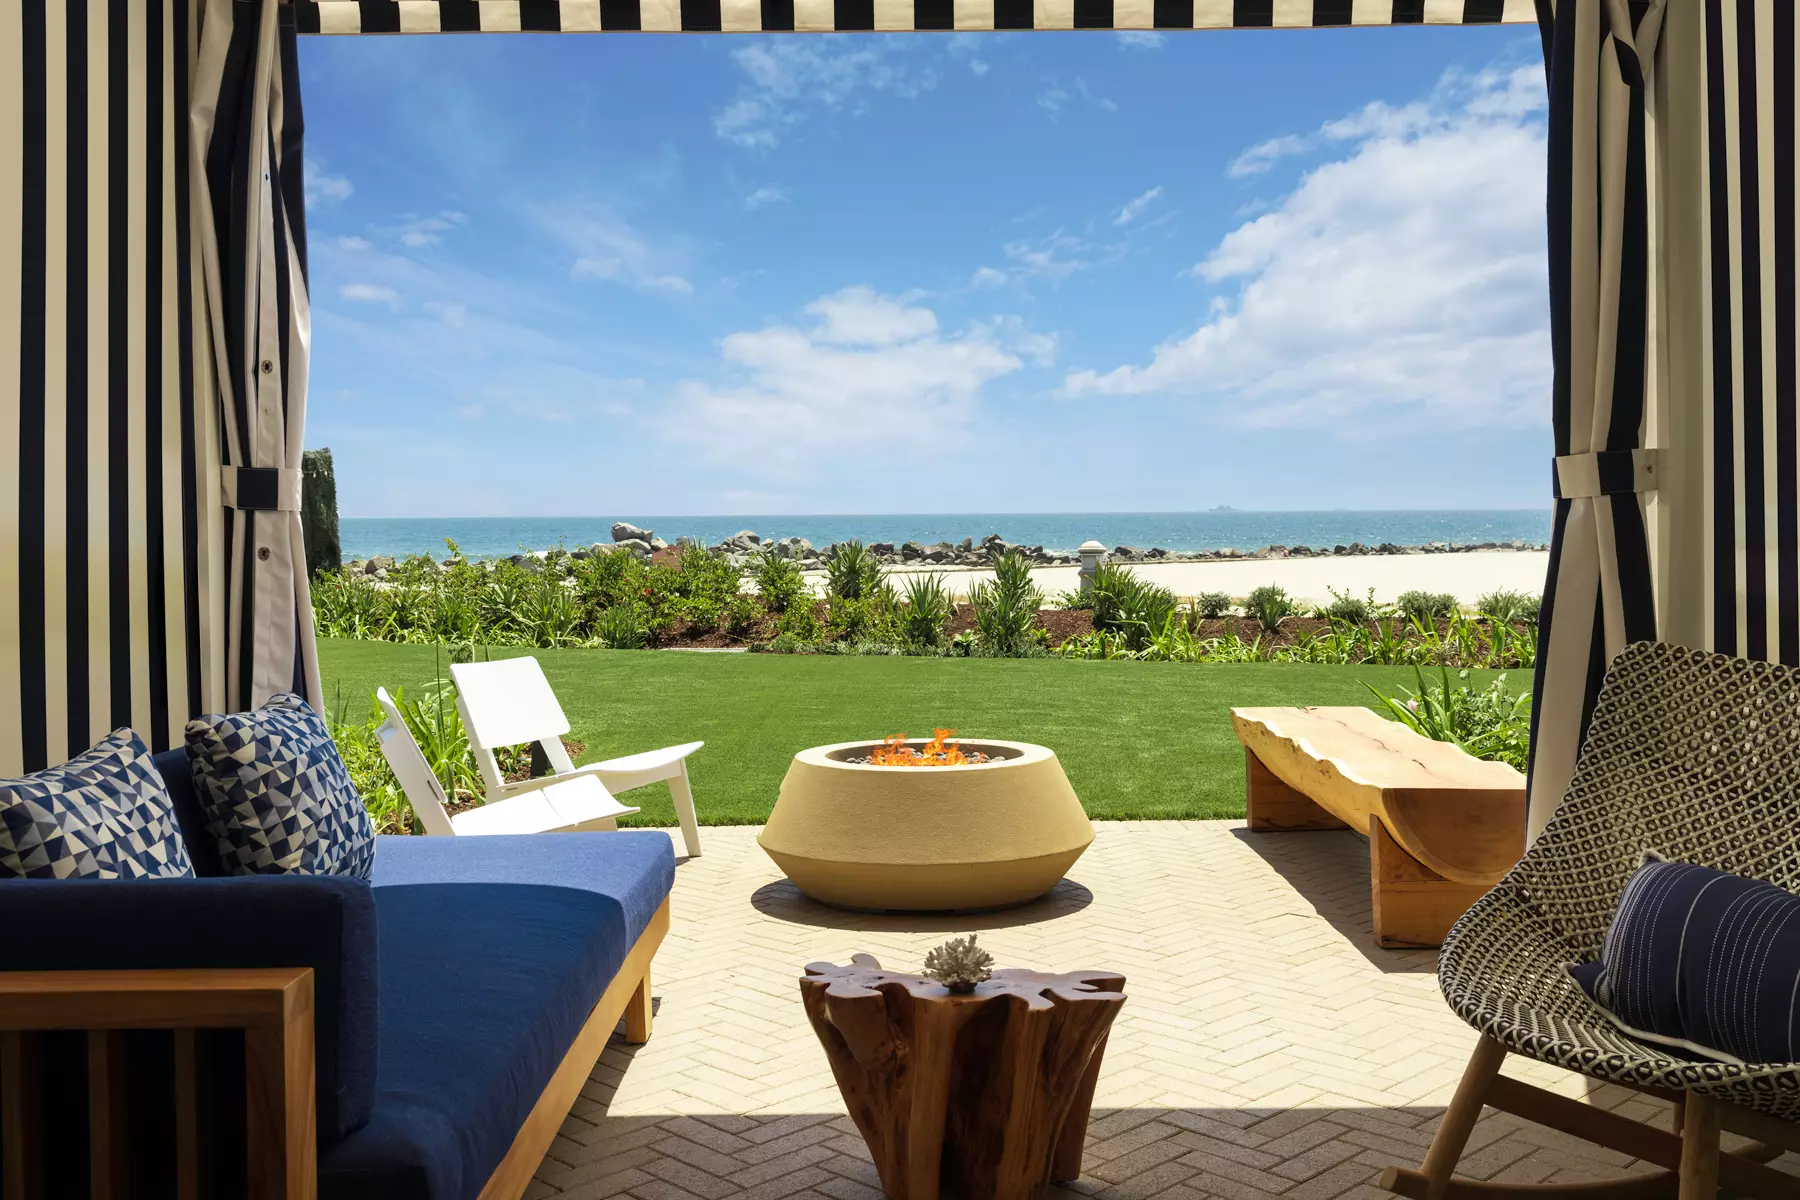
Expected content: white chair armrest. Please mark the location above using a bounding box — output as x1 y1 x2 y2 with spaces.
492 763 614 799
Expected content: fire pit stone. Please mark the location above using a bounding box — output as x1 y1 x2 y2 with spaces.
758 737 1094 911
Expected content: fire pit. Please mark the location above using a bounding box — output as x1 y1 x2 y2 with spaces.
758 733 1094 911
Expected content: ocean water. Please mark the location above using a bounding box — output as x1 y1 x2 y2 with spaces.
340 511 1553 561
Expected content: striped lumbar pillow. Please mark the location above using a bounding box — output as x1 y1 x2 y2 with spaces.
1569 854 1800 1065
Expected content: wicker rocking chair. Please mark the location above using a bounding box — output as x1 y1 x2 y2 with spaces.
1383 642 1800 1200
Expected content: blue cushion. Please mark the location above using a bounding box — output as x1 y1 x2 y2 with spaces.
1572 855 1800 1064
152 746 226 876
0 729 194 879
184 692 376 879
319 832 675 1200
0 874 378 1143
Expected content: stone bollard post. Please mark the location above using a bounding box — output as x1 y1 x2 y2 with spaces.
1078 540 1107 595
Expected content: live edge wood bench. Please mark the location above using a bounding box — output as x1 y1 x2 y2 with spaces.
1230 706 1527 948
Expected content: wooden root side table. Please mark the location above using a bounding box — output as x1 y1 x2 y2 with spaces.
800 954 1126 1200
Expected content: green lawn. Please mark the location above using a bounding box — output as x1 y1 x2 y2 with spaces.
318 638 1516 826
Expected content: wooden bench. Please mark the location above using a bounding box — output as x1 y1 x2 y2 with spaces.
1230 706 1527 948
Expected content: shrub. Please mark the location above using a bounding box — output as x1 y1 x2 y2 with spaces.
723 592 760 637
1322 587 1376 623
1518 593 1542 624
597 603 648 649
1193 591 1233 619
1397 590 1458 622
1089 563 1176 650
1476 588 1536 624
969 551 1043 656
751 548 807 614
778 600 822 644
825 541 882 601
1366 668 1532 772
1246 584 1294 632
761 632 815 654
899 574 953 648
827 593 898 643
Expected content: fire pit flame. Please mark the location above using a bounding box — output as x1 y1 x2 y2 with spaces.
860 729 990 767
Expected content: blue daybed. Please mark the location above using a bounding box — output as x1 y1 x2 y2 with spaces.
0 748 675 1200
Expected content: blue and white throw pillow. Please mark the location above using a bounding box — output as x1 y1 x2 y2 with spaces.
0 729 195 879
185 692 375 880
1570 853 1800 1065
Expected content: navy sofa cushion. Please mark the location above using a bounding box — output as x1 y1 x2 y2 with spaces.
153 747 226 876
1571 855 1800 1064
319 832 675 1200
0 873 379 1143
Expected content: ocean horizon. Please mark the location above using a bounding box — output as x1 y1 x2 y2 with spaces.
340 510 1553 562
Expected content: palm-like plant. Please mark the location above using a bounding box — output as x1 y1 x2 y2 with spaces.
969 551 1042 656
899 574 953 648
825 541 882 601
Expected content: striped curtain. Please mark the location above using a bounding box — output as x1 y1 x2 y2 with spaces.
1526 0 1664 839
295 0 1536 33
0 0 216 778
192 0 320 716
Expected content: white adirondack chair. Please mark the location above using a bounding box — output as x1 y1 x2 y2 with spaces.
374 687 639 836
448 656 705 857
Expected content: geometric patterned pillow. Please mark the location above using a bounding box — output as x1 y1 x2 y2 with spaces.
0 728 195 879
184 692 375 879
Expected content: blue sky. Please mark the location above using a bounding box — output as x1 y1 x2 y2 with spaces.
298 25 1551 518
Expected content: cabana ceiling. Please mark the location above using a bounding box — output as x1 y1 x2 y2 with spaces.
295 0 1533 34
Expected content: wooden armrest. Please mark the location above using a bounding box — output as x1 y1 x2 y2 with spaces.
0 968 316 1200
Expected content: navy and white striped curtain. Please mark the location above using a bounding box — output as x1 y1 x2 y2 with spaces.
1525 0 1663 838
0 0 216 778
192 0 320 716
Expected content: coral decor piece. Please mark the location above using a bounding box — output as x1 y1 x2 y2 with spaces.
852 729 991 766
922 934 995 993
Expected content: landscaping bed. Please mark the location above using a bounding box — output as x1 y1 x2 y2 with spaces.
320 637 1518 831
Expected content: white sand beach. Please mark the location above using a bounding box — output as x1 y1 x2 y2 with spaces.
815 549 1550 606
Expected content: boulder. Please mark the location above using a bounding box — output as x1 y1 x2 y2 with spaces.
612 522 654 543
958 537 974 552
364 556 394 575
900 540 924 561
1112 546 1138 559
734 529 762 545
1146 547 1167 559
985 539 1012 560
651 536 670 550
508 553 542 572
777 536 812 559
617 538 653 558
870 542 896 557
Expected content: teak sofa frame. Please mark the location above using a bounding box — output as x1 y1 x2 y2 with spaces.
0 896 669 1200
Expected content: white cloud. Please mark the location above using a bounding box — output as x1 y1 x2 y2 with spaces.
970 59 990 75
715 39 940 149
395 211 467 247
1116 30 1165 48
806 286 938 344
1037 76 1116 118
545 206 694 296
424 301 468 327
1064 65 1551 429
969 266 1008 290
661 287 1041 472
1227 134 1314 178
339 282 400 306
745 185 789 209
304 160 353 206
336 235 372 251
1003 231 1103 281
1114 186 1163 225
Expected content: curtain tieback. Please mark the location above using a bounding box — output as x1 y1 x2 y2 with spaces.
1554 449 1659 499
222 466 302 511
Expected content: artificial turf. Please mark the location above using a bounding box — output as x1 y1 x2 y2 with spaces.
317 638 1515 826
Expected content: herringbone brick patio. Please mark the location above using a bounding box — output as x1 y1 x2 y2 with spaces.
528 821 1797 1199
